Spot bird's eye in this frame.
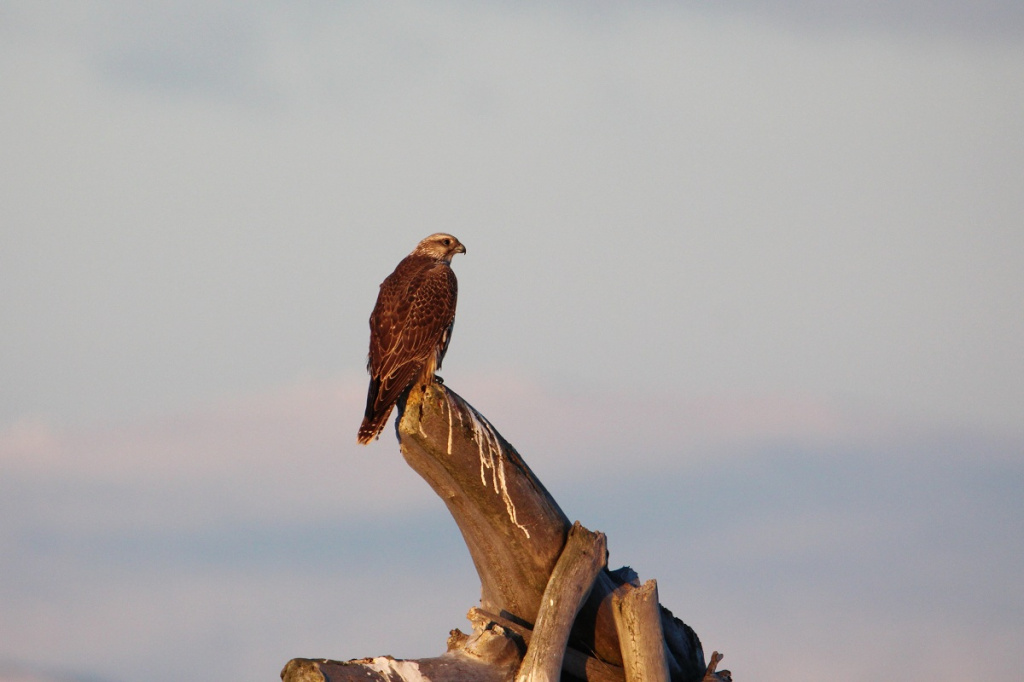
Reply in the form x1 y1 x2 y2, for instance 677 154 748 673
443 238 451 246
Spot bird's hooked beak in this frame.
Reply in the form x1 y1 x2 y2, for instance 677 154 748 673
454 242 467 255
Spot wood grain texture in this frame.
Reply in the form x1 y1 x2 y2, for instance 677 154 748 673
467 608 625 682
613 580 670 682
516 522 607 682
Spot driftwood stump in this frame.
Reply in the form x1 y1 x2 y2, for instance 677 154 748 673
282 383 722 682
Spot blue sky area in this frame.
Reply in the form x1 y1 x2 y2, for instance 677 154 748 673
1 3 1022 681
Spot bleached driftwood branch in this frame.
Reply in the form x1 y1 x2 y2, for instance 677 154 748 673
281 383 715 682
613 580 670 682
517 522 607 682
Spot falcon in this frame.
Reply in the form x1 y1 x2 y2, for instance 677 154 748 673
358 233 467 444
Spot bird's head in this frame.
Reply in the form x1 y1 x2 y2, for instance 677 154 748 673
411 233 467 263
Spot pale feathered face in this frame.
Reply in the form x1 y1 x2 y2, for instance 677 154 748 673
411 233 467 262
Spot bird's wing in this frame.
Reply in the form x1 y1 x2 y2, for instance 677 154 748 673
368 259 457 414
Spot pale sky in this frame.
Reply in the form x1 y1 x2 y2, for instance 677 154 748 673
1 3 1022 682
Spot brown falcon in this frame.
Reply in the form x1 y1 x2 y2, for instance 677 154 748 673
358 233 467 444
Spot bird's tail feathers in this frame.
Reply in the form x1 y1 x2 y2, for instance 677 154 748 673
357 406 393 445
358 377 392 444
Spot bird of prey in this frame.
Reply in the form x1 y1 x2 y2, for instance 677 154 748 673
358 233 467 444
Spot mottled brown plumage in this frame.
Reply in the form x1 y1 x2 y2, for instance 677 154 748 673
358 233 466 444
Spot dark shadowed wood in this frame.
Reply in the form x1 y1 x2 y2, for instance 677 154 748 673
661 606 708 682
613 580 670 682
517 522 607 682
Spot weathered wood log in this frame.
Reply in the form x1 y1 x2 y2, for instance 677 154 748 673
397 383 633 667
612 580 670 682
397 383 573 622
282 621 523 682
282 382 716 682
283 655 501 682
467 608 624 682
396 383 707 679
517 522 607 682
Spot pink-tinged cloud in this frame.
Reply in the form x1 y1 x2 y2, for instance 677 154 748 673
0 370 1003 534
0 377 439 530
0 370 923 482
445 372 901 475
1 371 872 479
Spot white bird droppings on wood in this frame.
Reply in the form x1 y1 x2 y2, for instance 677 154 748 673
457 395 531 539
364 656 430 682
